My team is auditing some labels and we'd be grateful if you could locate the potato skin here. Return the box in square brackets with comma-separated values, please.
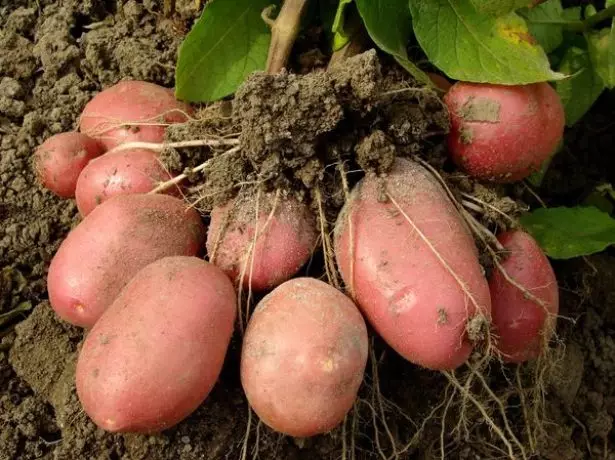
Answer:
[445, 82, 564, 183]
[75, 148, 178, 217]
[206, 193, 317, 291]
[47, 194, 206, 328]
[489, 230, 559, 363]
[79, 80, 192, 149]
[34, 132, 105, 198]
[334, 158, 491, 370]
[241, 278, 368, 437]
[76, 256, 236, 433]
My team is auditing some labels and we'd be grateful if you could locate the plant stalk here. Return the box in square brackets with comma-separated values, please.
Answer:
[567, 4, 615, 32]
[265, 0, 310, 74]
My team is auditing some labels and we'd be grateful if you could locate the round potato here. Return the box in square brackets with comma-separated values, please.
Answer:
[445, 82, 564, 182]
[241, 277, 368, 437]
[76, 256, 237, 433]
[47, 194, 206, 328]
[79, 80, 192, 149]
[335, 158, 491, 370]
[34, 132, 105, 198]
[75, 148, 178, 216]
[207, 192, 317, 291]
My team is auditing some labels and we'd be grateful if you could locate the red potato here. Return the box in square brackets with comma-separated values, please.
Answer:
[489, 230, 559, 363]
[47, 194, 206, 328]
[241, 277, 368, 437]
[34, 132, 105, 198]
[75, 148, 178, 217]
[444, 82, 564, 183]
[79, 80, 192, 150]
[206, 192, 318, 291]
[334, 158, 491, 371]
[76, 256, 236, 433]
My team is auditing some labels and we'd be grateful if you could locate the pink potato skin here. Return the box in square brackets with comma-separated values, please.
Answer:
[47, 194, 206, 328]
[76, 256, 237, 433]
[334, 158, 491, 371]
[34, 132, 105, 198]
[241, 277, 368, 437]
[79, 80, 192, 149]
[444, 82, 564, 183]
[206, 193, 317, 291]
[75, 148, 178, 217]
[489, 230, 559, 363]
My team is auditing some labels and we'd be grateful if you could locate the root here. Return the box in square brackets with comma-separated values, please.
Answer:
[106, 137, 240, 155]
[461, 192, 517, 226]
[149, 145, 240, 194]
[338, 161, 356, 298]
[315, 187, 341, 289]
[443, 371, 517, 460]
[239, 405, 254, 460]
[370, 344, 398, 460]
[77, 108, 196, 137]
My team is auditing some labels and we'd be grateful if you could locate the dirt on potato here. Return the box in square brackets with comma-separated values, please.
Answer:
[1, 1, 615, 460]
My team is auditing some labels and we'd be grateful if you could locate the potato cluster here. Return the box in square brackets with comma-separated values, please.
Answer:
[37, 78, 561, 436]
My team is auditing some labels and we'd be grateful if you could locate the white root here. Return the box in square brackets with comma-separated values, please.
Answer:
[107, 137, 240, 155]
[149, 145, 241, 194]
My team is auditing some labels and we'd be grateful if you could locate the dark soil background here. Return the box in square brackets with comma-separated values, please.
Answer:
[1, 1, 614, 459]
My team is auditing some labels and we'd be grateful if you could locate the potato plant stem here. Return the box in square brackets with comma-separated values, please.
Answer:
[265, 0, 310, 74]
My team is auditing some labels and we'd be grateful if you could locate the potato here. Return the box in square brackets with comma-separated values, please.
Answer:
[79, 80, 192, 149]
[489, 230, 559, 363]
[241, 277, 368, 437]
[47, 194, 206, 328]
[206, 192, 317, 291]
[76, 256, 236, 433]
[444, 82, 564, 182]
[34, 132, 105, 198]
[334, 158, 491, 370]
[75, 148, 178, 217]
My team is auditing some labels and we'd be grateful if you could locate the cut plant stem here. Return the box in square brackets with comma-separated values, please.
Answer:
[264, 0, 310, 74]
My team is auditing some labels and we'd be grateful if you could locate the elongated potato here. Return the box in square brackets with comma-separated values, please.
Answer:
[206, 192, 317, 291]
[76, 256, 236, 433]
[47, 194, 206, 327]
[241, 278, 368, 437]
[489, 230, 559, 363]
[334, 158, 491, 370]
[75, 148, 178, 216]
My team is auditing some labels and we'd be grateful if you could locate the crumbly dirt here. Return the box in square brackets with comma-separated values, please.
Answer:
[1, 1, 615, 459]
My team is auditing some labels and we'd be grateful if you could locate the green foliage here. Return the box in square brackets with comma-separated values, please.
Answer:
[175, 0, 278, 102]
[520, 206, 615, 259]
[408, 0, 565, 84]
[521, 0, 566, 53]
[470, 0, 538, 16]
[586, 26, 615, 88]
[556, 45, 605, 126]
[354, 0, 430, 84]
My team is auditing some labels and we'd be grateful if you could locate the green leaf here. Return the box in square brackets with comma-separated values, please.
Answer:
[175, 0, 279, 102]
[409, 0, 567, 84]
[586, 25, 615, 89]
[470, 0, 541, 16]
[520, 206, 615, 259]
[355, 0, 431, 85]
[556, 46, 605, 126]
[521, 0, 565, 53]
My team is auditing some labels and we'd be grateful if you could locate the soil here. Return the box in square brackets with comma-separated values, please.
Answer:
[1, 1, 614, 460]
